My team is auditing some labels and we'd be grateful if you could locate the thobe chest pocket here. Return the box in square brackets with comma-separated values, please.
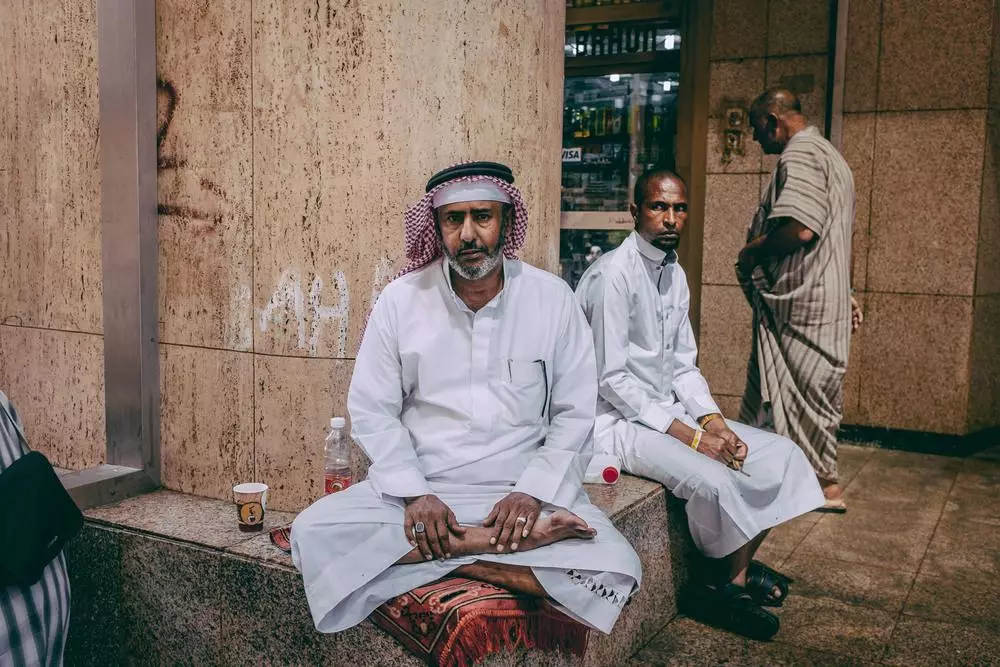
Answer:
[494, 359, 548, 426]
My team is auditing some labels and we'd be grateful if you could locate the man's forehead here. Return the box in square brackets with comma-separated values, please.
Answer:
[645, 176, 687, 200]
[436, 200, 501, 214]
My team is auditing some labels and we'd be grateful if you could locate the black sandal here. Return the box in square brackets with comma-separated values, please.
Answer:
[711, 583, 780, 640]
[746, 561, 792, 607]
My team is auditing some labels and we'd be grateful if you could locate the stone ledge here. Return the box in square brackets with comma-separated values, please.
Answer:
[65, 477, 692, 666]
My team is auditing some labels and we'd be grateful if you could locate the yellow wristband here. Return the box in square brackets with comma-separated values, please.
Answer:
[699, 413, 723, 429]
[690, 429, 703, 451]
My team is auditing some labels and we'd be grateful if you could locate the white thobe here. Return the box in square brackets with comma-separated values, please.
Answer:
[576, 232, 823, 558]
[292, 258, 642, 634]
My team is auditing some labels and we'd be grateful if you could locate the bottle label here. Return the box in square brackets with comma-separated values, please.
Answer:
[325, 473, 352, 494]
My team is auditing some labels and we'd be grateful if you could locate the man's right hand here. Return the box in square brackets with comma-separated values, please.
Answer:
[403, 494, 466, 561]
[694, 431, 742, 467]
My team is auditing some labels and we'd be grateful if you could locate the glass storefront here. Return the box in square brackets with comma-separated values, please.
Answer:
[559, 4, 682, 289]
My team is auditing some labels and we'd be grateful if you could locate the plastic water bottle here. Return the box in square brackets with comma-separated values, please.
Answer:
[584, 454, 621, 484]
[324, 417, 352, 494]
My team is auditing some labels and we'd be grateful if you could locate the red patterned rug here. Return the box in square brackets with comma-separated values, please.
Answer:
[371, 576, 589, 667]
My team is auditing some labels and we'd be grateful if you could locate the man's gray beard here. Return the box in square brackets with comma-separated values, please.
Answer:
[444, 241, 505, 281]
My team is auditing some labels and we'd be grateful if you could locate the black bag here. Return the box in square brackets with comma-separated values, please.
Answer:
[0, 394, 84, 588]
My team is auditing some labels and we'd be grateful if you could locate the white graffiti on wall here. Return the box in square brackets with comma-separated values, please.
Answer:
[258, 268, 350, 357]
[257, 259, 398, 357]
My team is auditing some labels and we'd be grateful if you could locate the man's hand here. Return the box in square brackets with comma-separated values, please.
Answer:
[851, 295, 863, 333]
[703, 418, 748, 465]
[483, 492, 542, 553]
[736, 245, 757, 281]
[695, 430, 745, 467]
[404, 494, 466, 561]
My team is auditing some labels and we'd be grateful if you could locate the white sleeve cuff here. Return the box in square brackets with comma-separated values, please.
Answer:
[369, 465, 433, 501]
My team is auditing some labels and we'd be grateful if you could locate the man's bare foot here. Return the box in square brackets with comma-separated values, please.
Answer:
[397, 510, 598, 563]
[820, 479, 843, 502]
[816, 478, 847, 513]
[519, 510, 597, 550]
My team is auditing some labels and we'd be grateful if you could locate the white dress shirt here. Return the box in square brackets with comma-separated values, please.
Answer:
[576, 231, 720, 437]
[348, 257, 599, 510]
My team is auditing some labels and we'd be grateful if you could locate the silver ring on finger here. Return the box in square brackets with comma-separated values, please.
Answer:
[515, 516, 528, 525]
[414, 521, 426, 534]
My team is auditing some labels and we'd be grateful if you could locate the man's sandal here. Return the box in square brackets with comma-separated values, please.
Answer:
[746, 561, 792, 607]
[710, 583, 780, 641]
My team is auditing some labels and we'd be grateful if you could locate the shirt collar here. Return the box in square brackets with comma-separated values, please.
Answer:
[633, 231, 677, 266]
[788, 125, 820, 146]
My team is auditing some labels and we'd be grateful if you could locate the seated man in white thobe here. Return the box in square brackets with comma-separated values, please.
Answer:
[292, 161, 642, 637]
[575, 169, 824, 640]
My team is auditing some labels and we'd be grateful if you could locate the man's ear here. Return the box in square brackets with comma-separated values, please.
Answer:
[629, 202, 639, 225]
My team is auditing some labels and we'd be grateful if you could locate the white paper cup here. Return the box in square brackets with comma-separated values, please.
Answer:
[233, 482, 269, 532]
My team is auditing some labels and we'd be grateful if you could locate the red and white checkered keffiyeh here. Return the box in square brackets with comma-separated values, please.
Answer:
[397, 172, 529, 279]
[359, 167, 530, 346]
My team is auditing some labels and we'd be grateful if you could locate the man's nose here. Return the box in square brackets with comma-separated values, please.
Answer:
[664, 207, 677, 227]
[460, 215, 477, 241]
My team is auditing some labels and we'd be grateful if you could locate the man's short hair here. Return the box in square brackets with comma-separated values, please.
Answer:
[633, 168, 686, 206]
[751, 87, 802, 118]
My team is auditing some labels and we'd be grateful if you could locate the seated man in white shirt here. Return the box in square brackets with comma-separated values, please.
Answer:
[575, 169, 823, 640]
[292, 162, 642, 637]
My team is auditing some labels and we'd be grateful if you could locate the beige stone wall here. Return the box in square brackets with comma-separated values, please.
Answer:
[156, 0, 566, 510]
[969, 0, 1000, 432]
[0, 1, 106, 469]
[699, 0, 999, 436]
[844, 0, 994, 435]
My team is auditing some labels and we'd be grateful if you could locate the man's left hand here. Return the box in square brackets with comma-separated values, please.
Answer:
[704, 417, 748, 464]
[851, 295, 864, 333]
[484, 492, 542, 553]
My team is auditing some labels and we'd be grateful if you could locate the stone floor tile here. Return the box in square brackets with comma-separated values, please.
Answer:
[631, 607, 885, 666]
[844, 453, 959, 506]
[769, 596, 897, 660]
[794, 505, 939, 571]
[837, 445, 876, 484]
[735, 642, 878, 666]
[903, 571, 1000, 629]
[629, 616, 745, 666]
[882, 617, 1000, 666]
[941, 469, 1000, 526]
[754, 512, 822, 567]
[920, 516, 1000, 579]
[971, 444, 1000, 462]
[779, 554, 915, 613]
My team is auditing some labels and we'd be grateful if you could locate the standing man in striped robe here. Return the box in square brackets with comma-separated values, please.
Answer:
[737, 87, 862, 513]
[0, 392, 71, 666]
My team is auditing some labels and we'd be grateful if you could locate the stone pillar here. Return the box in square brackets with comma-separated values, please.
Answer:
[155, 0, 566, 509]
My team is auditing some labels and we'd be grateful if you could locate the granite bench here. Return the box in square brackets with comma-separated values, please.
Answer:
[64, 475, 693, 666]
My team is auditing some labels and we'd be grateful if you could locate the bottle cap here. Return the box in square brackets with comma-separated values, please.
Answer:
[330, 417, 346, 428]
[601, 466, 619, 484]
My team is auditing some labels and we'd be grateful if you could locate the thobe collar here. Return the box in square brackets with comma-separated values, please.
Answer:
[787, 125, 820, 148]
[633, 231, 678, 267]
[441, 256, 510, 312]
